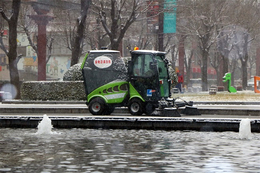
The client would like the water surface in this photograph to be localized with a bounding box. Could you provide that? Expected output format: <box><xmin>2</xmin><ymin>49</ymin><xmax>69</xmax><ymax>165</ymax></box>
<box><xmin>0</xmin><ymin>128</ymin><xmax>259</xmax><ymax>172</ymax></box>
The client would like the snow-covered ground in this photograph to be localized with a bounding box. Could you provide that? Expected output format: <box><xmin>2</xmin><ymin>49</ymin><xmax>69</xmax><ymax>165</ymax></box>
<box><xmin>173</xmin><ymin>90</ymin><xmax>260</xmax><ymax>102</ymax></box>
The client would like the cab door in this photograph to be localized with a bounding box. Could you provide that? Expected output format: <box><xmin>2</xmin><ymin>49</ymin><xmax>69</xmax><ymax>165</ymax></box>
<box><xmin>129</xmin><ymin>53</ymin><xmax>160</xmax><ymax>101</ymax></box>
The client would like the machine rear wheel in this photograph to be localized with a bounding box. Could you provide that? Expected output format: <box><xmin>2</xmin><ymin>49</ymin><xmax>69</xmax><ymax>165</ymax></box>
<box><xmin>128</xmin><ymin>98</ymin><xmax>143</xmax><ymax>115</ymax></box>
<box><xmin>103</xmin><ymin>105</ymin><xmax>115</xmax><ymax>115</ymax></box>
<box><xmin>145</xmin><ymin>103</ymin><xmax>155</xmax><ymax>115</ymax></box>
<box><xmin>89</xmin><ymin>98</ymin><xmax>105</xmax><ymax>115</ymax></box>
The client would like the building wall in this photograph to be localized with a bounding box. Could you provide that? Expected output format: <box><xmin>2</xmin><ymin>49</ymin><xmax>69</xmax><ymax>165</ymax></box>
<box><xmin>0</xmin><ymin>52</ymin><xmax>9</xmax><ymax>81</ymax></box>
<box><xmin>0</xmin><ymin>33</ymin><xmax>85</xmax><ymax>81</ymax></box>
<box><xmin>17</xmin><ymin>55</ymin><xmax>72</xmax><ymax>81</ymax></box>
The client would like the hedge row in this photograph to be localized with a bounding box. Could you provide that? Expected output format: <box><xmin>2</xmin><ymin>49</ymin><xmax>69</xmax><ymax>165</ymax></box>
<box><xmin>21</xmin><ymin>81</ymin><xmax>86</xmax><ymax>101</ymax></box>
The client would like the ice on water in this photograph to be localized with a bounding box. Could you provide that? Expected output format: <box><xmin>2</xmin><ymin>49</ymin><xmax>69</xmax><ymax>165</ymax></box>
<box><xmin>36</xmin><ymin>114</ymin><xmax>53</xmax><ymax>135</ymax></box>
<box><xmin>239</xmin><ymin>118</ymin><xmax>252</xmax><ymax>139</ymax></box>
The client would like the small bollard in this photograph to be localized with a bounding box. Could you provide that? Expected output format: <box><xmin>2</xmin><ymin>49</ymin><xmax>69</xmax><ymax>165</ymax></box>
<box><xmin>209</xmin><ymin>86</ymin><xmax>217</xmax><ymax>95</ymax></box>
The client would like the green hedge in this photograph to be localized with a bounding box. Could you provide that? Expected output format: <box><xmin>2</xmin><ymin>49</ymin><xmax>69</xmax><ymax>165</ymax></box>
<box><xmin>21</xmin><ymin>81</ymin><xmax>86</xmax><ymax>101</ymax></box>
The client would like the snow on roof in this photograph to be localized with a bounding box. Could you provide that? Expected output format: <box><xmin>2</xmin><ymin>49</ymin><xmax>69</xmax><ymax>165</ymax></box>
<box><xmin>132</xmin><ymin>50</ymin><xmax>166</xmax><ymax>54</ymax></box>
<box><xmin>89</xmin><ymin>50</ymin><xmax>120</xmax><ymax>53</ymax></box>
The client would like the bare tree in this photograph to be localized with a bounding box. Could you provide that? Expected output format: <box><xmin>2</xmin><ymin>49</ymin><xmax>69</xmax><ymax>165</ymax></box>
<box><xmin>70</xmin><ymin>0</ymin><xmax>91</xmax><ymax>66</ymax></box>
<box><xmin>170</xmin><ymin>44</ymin><xmax>177</xmax><ymax>69</ymax></box>
<box><xmin>231</xmin><ymin>1</ymin><xmax>260</xmax><ymax>89</ymax></box>
<box><xmin>210</xmin><ymin>43</ymin><xmax>222</xmax><ymax>86</ymax></box>
<box><xmin>54</xmin><ymin>9</ymin><xmax>79</xmax><ymax>54</ymax></box>
<box><xmin>85</xmin><ymin>16</ymin><xmax>107</xmax><ymax>50</ymax></box>
<box><xmin>0</xmin><ymin>0</ymin><xmax>21</xmax><ymax>99</ymax></box>
<box><xmin>93</xmin><ymin>0</ymin><xmax>143</xmax><ymax>50</ymax></box>
<box><xmin>184</xmin><ymin>48</ymin><xmax>194</xmax><ymax>88</ymax></box>
<box><xmin>178</xmin><ymin>0</ymin><xmax>229</xmax><ymax>91</ymax></box>
<box><xmin>216</xmin><ymin>25</ymin><xmax>236</xmax><ymax>88</ymax></box>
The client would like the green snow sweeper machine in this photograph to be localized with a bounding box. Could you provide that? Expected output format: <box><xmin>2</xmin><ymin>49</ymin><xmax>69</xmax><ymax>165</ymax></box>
<box><xmin>81</xmin><ymin>49</ymin><xmax>199</xmax><ymax>116</ymax></box>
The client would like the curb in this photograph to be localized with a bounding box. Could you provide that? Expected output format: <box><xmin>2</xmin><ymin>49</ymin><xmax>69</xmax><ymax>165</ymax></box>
<box><xmin>1</xmin><ymin>116</ymin><xmax>260</xmax><ymax>132</ymax></box>
<box><xmin>1</xmin><ymin>100</ymin><xmax>260</xmax><ymax>132</ymax></box>
<box><xmin>0</xmin><ymin>105</ymin><xmax>259</xmax><ymax>116</ymax></box>
<box><xmin>2</xmin><ymin>100</ymin><xmax>260</xmax><ymax>105</ymax></box>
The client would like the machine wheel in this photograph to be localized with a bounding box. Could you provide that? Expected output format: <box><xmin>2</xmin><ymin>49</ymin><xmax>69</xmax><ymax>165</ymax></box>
<box><xmin>128</xmin><ymin>98</ymin><xmax>143</xmax><ymax>115</ymax></box>
<box><xmin>103</xmin><ymin>105</ymin><xmax>115</xmax><ymax>115</ymax></box>
<box><xmin>88</xmin><ymin>98</ymin><xmax>106</xmax><ymax>115</ymax></box>
<box><xmin>145</xmin><ymin>103</ymin><xmax>155</xmax><ymax>115</ymax></box>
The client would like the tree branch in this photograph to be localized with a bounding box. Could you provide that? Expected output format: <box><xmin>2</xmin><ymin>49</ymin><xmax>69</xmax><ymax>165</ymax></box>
<box><xmin>46</xmin><ymin>37</ymin><xmax>54</xmax><ymax>63</ymax></box>
<box><xmin>0</xmin><ymin>8</ymin><xmax>10</xmax><ymax>22</ymax></box>
<box><xmin>23</xmin><ymin>26</ymin><xmax>38</xmax><ymax>53</ymax></box>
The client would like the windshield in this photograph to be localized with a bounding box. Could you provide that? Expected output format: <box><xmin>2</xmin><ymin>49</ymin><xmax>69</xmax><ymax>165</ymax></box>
<box><xmin>133</xmin><ymin>54</ymin><xmax>155</xmax><ymax>77</ymax></box>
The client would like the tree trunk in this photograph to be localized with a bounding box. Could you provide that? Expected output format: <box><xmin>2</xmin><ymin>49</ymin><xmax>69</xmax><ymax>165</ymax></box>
<box><xmin>98</xmin><ymin>0</ymin><xmax>138</xmax><ymax>51</ymax></box>
<box><xmin>111</xmin><ymin>41</ymin><xmax>120</xmax><ymax>51</ymax></box>
<box><xmin>230</xmin><ymin>59</ymin><xmax>237</xmax><ymax>86</ymax></box>
<box><xmin>256</xmin><ymin>47</ymin><xmax>260</xmax><ymax>76</ymax></box>
<box><xmin>216</xmin><ymin>55</ymin><xmax>223</xmax><ymax>86</ymax></box>
<box><xmin>70</xmin><ymin>0</ymin><xmax>91</xmax><ymax>66</ymax></box>
<box><xmin>241</xmin><ymin>33</ymin><xmax>249</xmax><ymax>90</ymax></box>
<box><xmin>201</xmin><ymin>50</ymin><xmax>208</xmax><ymax>91</ymax></box>
<box><xmin>186</xmin><ymin>57</ymin><xmax>192</xmax><ymax>88</ymax></box>
<box><xmin>223</xmin><ymin>55</ymin><xmax>229</xmax><ymax>90</ymax></box>
<box><xmin>4</xmin><ymin>0</ymin><xmax>21</xmax><ymax>99</ymax></box>
<box><xmin>184</xmin><ymin>49</ymin><xmax>193</xmax><ymax>88</ymax></box>
<box><xmin>241</xmin><ymin>54</ymin><xmax>248</xmax><ymax>90</ymax></box>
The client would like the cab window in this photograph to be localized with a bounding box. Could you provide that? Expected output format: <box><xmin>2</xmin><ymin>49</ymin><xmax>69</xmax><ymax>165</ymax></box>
<box><xmin>133</xmin><ymin>54</ymin><xmax>155</xmax><ymax>77</ymax></box>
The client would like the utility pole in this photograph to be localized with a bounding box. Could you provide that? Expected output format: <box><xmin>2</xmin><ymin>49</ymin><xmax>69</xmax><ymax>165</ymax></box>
<box><xmin>158</xmin><ymin>0</ymin><xmax>164</xmax><ymax>51</ymax></box>
<box><xmin>178</xmin><ymin>35</ymin><xmax>185</xmax><ymax>82</ymax></box>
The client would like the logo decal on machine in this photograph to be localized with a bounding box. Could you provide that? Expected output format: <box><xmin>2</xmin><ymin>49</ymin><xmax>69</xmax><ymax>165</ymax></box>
<box><xmin>105</xmin><ymin>93</ymin><xmax>126</xmax><ymax>100</ymax></box>
<box><xmin>147</xmin><ymin>89</ymin><xmax>156</xmax><ymax>96</ymax></box>
<box><xmin>94</xmin><ymin>56</ymin><xmax>112</xmax><ymax>69</ymax></box>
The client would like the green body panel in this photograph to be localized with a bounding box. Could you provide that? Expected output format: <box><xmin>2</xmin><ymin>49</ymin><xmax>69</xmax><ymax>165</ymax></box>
<box><xmin>81</xmin><ymin>53</ymin><xmax>88</xmax><ymax>69</ymax></box>
<box><xmin>87</xmin><ymin>80</ymin><xmax>129</xmax><ymax>104</ymax></box>
<box><xmin>129</xmin><ymin>83</ymin><xmax>145</xmax><ymax>102</ymax></box>
<box><xmin>160</xmin><ymin>82</ymin><xmax>164</xmax><ymax>96</ymax></box>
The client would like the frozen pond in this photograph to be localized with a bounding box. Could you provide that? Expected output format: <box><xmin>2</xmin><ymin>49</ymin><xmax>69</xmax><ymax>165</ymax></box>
<box><xmin>0</xmin><ymin>128</ymin><xmax>260</xmax><ymax>172</ymax></box>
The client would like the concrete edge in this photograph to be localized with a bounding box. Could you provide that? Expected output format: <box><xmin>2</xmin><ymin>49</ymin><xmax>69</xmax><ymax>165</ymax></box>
<box><xmin>1</xmin><ymin>116</ymin><xmax>260</xmax><ymax>132</ymax></box>
<box><xmin>1</xmin><ymin>100</ymin><xmax>86</xmax><ymax>104</ymax></box>
<box><xmin>2</xmin><ymin>100</ymin><xmax>260</xmax><ymax>105</ymax></box>
<box><xmin>0</xmin><ymin>106</ymin><xmax>259</xmax><ymax>116</ymax></box>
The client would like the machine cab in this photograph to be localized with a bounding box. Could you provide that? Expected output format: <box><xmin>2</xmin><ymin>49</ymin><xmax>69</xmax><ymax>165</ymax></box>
<box><xmin>129</xmin><ymin>50</ymin><xmax>171</xmax><ymax>102</ymax></box>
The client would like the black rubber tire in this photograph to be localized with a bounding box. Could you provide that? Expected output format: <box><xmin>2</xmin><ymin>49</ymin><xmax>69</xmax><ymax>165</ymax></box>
<box><xmin>88</xmin><ymin>98</ymin><xmax>105</xmax><ymax>115</ymax></box>
<box><xmin>145</xmin><ymin>103</ymin><xmax>155</xmax><ymax>115</ymax></box>
<box><xmin>128</xmin><ymin>98</ymin><xmax>143</xmax><ymax>115</ymax></box>
<box><xmin>103</xmin><ymin>105</ymin><xmax>115</xmax><ymax>115</ymax></box>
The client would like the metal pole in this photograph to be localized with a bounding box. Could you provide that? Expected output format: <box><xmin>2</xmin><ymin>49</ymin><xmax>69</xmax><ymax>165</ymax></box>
<box><xmin>158</xmin><ymin>1</ymin><xmax>164</xmax><ymax>51</ymax></box>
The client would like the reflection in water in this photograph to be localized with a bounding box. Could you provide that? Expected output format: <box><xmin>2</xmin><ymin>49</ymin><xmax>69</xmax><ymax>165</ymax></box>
<box><xmin>0</xmin><ymin>128</ymin><xmax>259</xmax><ymax>172</ymax></box>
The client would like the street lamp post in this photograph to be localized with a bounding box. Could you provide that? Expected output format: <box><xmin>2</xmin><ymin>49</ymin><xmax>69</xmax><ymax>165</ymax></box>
<box><xmin>29</xmin><ymin>3</ymin><xmax>53</xmax><ymax>81</ymax></box>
